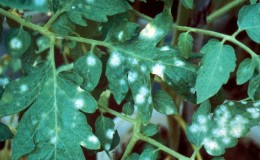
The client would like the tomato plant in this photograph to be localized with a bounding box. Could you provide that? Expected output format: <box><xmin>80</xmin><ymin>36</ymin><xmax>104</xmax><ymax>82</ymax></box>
<box><xmin>0</xmin><ymin>0</ymin><xmax>259</xmax><ymax>160</ymax></box>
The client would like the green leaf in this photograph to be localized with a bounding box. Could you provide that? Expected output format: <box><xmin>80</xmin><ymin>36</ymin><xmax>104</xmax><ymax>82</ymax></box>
<box><xmin>180</xmin><ymin>0</ymin><xmax>193</xmax><ymax>9</ymax></box>
<box><xmin>0</xmin><ymin>0</ymin><xmax>49</xmax><ymax>12</ymax></box>
<box><xmin>0</xmin><ymin>122</ymin><xmax>13</xmax><ymax>142</ymax></box>
<box><xmin>127</xmin><ymin>153</ymin><xmax>140</xmax><ymax>160</ymax></box>
<box><xmin>248</xmin><ymin>73</ymin><xmax>260</xmax><ymax>100</ymax></box>
<box><xmin>178</xmin><ymin>32</ymin><xmax>193</xmax><ymax>59</ymax></box>
<box><xmin>236</xmin><ymin>58</ymin><xmax>256</xmax><ymax>85</ymax></box>
<box><xmin>74</xmin><ymin>52</ymin><xmax>102</xmax><ymax>91</ymax></box>
<box><xmin>95</xmin><ymin>115</ymin><xmax>116</xmax><ymax>151</ymax></box>
<box><xmin>238</xmin><ymin>4</ymin><xmax>260</xmax><ymax>43</ymax></box>
<box><xmin>0</xmin><ymin>62</ymin><xmax>100</xmax><ymax>159</ymax></box>
<box><xmin>250</xmin><ymin>0</ymin><xmax>258</xmax><ymax>4</ymax></box>
<box><xmin>139</xmin><ymin>148</ymin><xmax>158</xmax><ymax>160</ymax></box>
<box><xmin>141</xmin><ymin>123</ymin><xmax>158</xmax><ymax>137</ymax></box>
<box><xmin>122</xmin><ymin>101</ymin><xmax>135</xmax><ymax>116</ymax></box>
<box><xmin>187</xmin><ymin>100</ymin><xmax>260</xmax><ymax>156</ymax></box>
<box><xmin>187</xmin><ymin>101</ymin><xmax>211</xmax><ymax>147</ymax></box>
<box><xmin>66</xmin><ymin>0</ymin><xmax>132</xmax><ymax>26</ymax></box>
<box><xmin>5</xmin><ymin>28</ymin><xmax>31</xmax><ymax>57</ymax></box>
<box><xmin>153</xmin><ymin>90</ymin><xmax>177</xmax><ymax>115</ymax></box>
<box><xmin>52</xmin><ymin>14</ymin><xmax>75</xmax><ymax>36</ymax></box>
<box><xmin>195</xmin><ymin>40</ymin><xmax>236</xmax><ymax>103</ymax></box>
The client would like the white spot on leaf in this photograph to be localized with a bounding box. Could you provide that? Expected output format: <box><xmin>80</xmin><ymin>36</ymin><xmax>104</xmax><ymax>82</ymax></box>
<box><xmin>20</xmin><ymin>84</ymin><xmax>29</xmax><ymax>92</ymax></box>
<box><xmin>128</xmin><ymin>71</ymin><xmax>138</xmax><ymax>83</ymax></box>
<box><xmin>86</xmin><ymin>55</ymin><xmax>96</xmax><ymax>66</ymax></box>
<box><xmin>152</xmin><ymin>63</ymin><xmax>165</xmax><ymax>78</ymax></box>
<box><xmin>50</xmin><ymin>136</ymin><xmax>57</xmax><ymax>144</ymax></box>
<box><xmin>10</xmin><ymin>38</ymin><xmax>22</xmax><ymax>49</ymax></box>
<box><xmin>109</xmin><ymin>52</ymin><xmax>122</xmax><ymax>67</ymax></box>
<box><xmin>87</xmin><ymin>135</ymin><xmax>99</xmax><ymax>144</ymax></box>
<box><xmin>74</xmin><ymin>99</ymin><xmax>84</xmax><ymax>109</ymax></box>
<box><xmin>104</xmin><ymin>143</ymin><xmax>111</xmax><ymax>150</ymax></box>
<box><xmin>106</xmin><ymin>129</ymin><xmax>114</xmax><ymax>139</ymax></box>
<box><xmin>33</xmin><ymin>0</ymin><xmax>45</xmax><ymax>6</ymax></box>
<box><xmin>140</xmin><ymin>24</ymin><xmax>157</xmax><ymax>39</ymax></box>
<box><xmin>118</xmin><ymin>31</ymin><xmax>124</xmax><ymax>40</ymax></box>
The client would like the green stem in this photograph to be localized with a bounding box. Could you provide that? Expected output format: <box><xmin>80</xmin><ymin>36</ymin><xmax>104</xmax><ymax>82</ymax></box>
<box><xmin>190</xmin><ymin>146</ymin><xmax>203</xmax><ymax>160</ymax></box>
<box><xmin>207</xmin><ymin>0</ymin><xmax>246</xmax><ymax>22</ymax></box>
<box><xmin>56</xmin><ymin>63</ymin><xmax>73</xmax><ymax>73</ymax></box>
<box><xmin>43</xmin><ymin>8</ymin><xmax>65</xmax><ymax>30</ymax></box>
<box><xmin>138</xmin><ymin>133</ymin><xmax>190</xmax><ymax>160</ymax></box>
<box><xmin>121</xmin><ymin>115</ymin><xmax>142</xmax><ymax>160</ymax></box>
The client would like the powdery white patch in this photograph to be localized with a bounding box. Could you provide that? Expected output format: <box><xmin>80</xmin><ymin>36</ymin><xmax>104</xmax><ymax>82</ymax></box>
<box><xmin>109</xmin><ymin>52</ymin><xmax>122</xmax><ymax>67</ymax></box>
<box><xmin>140</xmin><ymin>24</ymin><xmax>157</xmax><ymax>39</ymax></box>
<box><xmin>71</xmin><ymin>6</ymin><xmax>76</xmax><ymax>9</ymax></box>
<box><xmin>197</xmin><ymin>115</ymin><xmax>207</xmax><ymax>124</ymax></box>
<box><xmin>139</xmin><ymin>86</ymin><xmax>149</xmax><ymax>95</ymax></box>
<box><xmin>20</xmin><ymin>84</ymin><xmax>29</xmax><ymax>92</ymax></box>
<box><xmin>213</xmin><ymin>127</ymin><xmax>227</xmax><ymax>137</ymax></box>
<box><xmin>77</xmin><ymin>3</ymin><xmax>83</xmax><ymax>8</ymax></box>
<box><xmin>222</xmin><ymin>137</ymin><xmax>231</xmax><ymax>145</ymax></box>
<box><xmin>41</xmin><ymin>113</ymin><xmax>46</xmax><ymax>118</ymax></box>
<box><xmin>135</xmin><ymin>93</ymin><xmax>146</xmax><ymax>104</ymax></box>
<box><xmin>230</xmin><ymin>125</ymin><xmax>244</xmax><ymax>138</ymax></box>
<box><xmin>190</xmin><ymin>124</ymin><xmax>199</xmax><ymax>133</ymax></box>
<box><xmin>141</xmin><ymin>65</ymin><xmax>147</xmax><ymax>72</ymax></box>
<box><xmin>152</xmin><ymin>63</ymin><xmax>165</xmax><ymax>78</ymax></box>
<box><xmin>74</xmin><ymin>98</ymin><xmax>84</xmax><ymax>109</ymax></box>
<box><xmin>166</xmin><ymin>107</ymin><xmax>175</xmax><ymax>115</ymax></box>
<box><xmin>247</xmin><ymin>108</ymin><xmax>260</xmax><ymax>119</ymax></box>
<box><xmin>147</xmin><ymin>96</ymin><xmax>152</xmax><ymax>104</ymax></box>
<box><xmin>86</xmin><ymin>55</ymin><xmax>96</xmax><ymax>66</ymax></box>
<box><xmin>204</xmin><ymin>139</ymin><xmax>219</xmax><ymax>151</ymax></box>
<box><xmin>32</xmin><ymin>120</ymin><xmax>37</xmax><ymax>125</ymax></box>
<box><xmin>240</xmin><ymin>101</ymin><xmax>247</xmax><ymax>105</ymax></box>
<box><xmin>160</xmin><ymin>46</ymin><xmax>170</xmax><ymax>51</ymax></box>
<box><xmin>253</xmin><ymin>101</ymin><xmax>260</xmax><ymax>107</ymax></box>
<box><xmin>119</xmin><ymin>79</ymin><xmax>126</xmax><ymax>85</ymax></box>
<box><xmin>85</xmin><ymin>0</ymin><xmax>95</xmax><ymax>3</ymax></box>
<box><xmin>105</xmin><ymin>129</ymin><xmax>114</xmax><ymax>139</ymax></box>
<box><xmin>10</xmin><ymin>38</ymin><xmax>22</xmax><ymax>49</ymax></box>
<box><xmin>49</xmin><ymin>130</ymin><xmax>54</xmax><ymax>135</ymax></box>
<box><xmin>228</xmin><ymin>101</ymin><xmax>235</xmax><ymax>106</ymax></box>
<box><xmin>0</xmin><ymin>77</ymin><xmax>9</xmax><ymax>86</ymax></box>
<box><xmin>50</xmin><ymin>136</ymin><xmax>57</xmax><ymax>144</ymax></box>
<box><xmin>190</xmin><ymin>87</ymin><xmax>195</xmax><ymax>94</ymax></box>
<box><xmin>128</xmin><ymin>71</ymin><xmax>138</xmax><ymax>83</ymax></box>
<box><xmin>104</xmin><ymin>143</ymin><xmax>111</xmax><ymax>150</ymax></box>
<box><xmin>71</xmin><ymin>123</ymin><xmax>76</xmax><ymax>128</ymax></box>
<box><xmin>77</xmin><ymin>86</ymin><xmax>84</xmax><ymax>92</ymax></box>
<box><xmin>87</xmin><ymin>135</ymin><xmax>99</xmax><ymax>144</ymax></box>
<box><xmin>33</xmin><ymin>0</ymin><xmax>45</xmax><ymax>6</ymax></box>
<box><xmin>174</xmin><ymin>60</ymin><xmax>185</xmax><ymax>67</ymax></box>
<box><xmin>118</xmin><ymin>31</ymin><xmax>124</xmax><ymax>40</ymax></box>
<box><xmin>200</xmin><ymin>125</ymin><xmax>208</xmax><ymax>133</ymax></box>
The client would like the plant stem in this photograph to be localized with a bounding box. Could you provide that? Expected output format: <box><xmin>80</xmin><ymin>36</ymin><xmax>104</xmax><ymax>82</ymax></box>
<box><xmin>207</xmin><ymin>0</ymin><xmax>246</xmax><ymax>22</ymax></box>
<box><xmin>121</xmin><ymin>115</ymin><xmax>142</xmax><ymax>160</ymax></box>
<box><xmin>138</xmin><ymin>133</ymin><xmax>190</xmax><ymax>160</ymax></box>
<box><xmin>43</xmin><ymin>8</ymin><xmax>65</xmax><ymax>30</ymax></box>
<box><xmin>56</xmin><ymin>63</ymin><xmax>73</xmax><ymax>73</ymax></box>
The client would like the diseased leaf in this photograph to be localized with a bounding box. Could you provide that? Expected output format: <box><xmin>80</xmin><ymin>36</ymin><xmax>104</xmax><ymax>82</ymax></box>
<box><xmin>178</xmin><ymin>32</ymin><xmax>193</xmax><ymax>59</ymax></box>
<box><xmin>238</xmin><ymin>4</ymin><xmax>260</xmax><ymax>43</ymax></box>
<box><xmin>180</xmin><ymin>0</ymin><xmax>193</xmax><ymax>9</ymax></box>
<box><xmin>195</xmin><ymin>40</ymin><xmax>236</xmax><ymax>103</ymax></box>
<box><xmin>141</xmin><ymin>123</ymin><xmax>158</xmax><ymax>137</ymax></box>
<box><xmin>5</xmin><ymin>28</ymin><xmax>31</xmax><ymax>57</ymax></box>
<box><xmin>0</xmin><ymin>62</ymin><xmax>100</xmax><ymax>159</ymax></box>
<box><xmin>153</xmin><ymin>90</ymin><xmax>177</xmax><ymax>115</ymax></box>
<box><xmin>127</xmin><ymin>153</ymin><xmax>140</xmax><ymax>160</ymax></box>
<box><xmin>95</xmin><ymin>116</ymin><xmax>116</xmax><ymax>151</ymax></box>
<box><xmin>236</xmin><ymin>58</ymin><xmax>256</xmax><ymax>85</ymax></box>
<box><xmin>187</xmin><ymin>100</ymin><xmax>260</xmax><ymax>156</ymax></box>
<box><xmin>74</xmin><ymin>52</ymin><xmax>102</xmax><ymax>91</ymax></box>
<box><xmin>0</xmin><ymin>122</ymin><xmax>13</xmax><ymax>142</ymax></box>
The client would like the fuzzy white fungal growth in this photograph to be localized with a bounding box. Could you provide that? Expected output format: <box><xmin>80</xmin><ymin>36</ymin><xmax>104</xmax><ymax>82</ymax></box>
<box><xmin>118</xmin><ymin>31</ymin><xmax>124</xmax><ymax>40</ymax></box>
<box><xmin>128</xmin><ymin>71</ymin><xmax>138</xmax><ymax>83</ymax></box>
<box><xmin>204</xmin><ymin>139</ymin><xmax>219</xmax><ymax>150</ymax></box>
<box><xmin>87</xmin><ymin>135</ymin><xmax>99</xmax><ymax>144</ymax></box>
<box><xmin>141</xmin><ymin>65</ymin><xmax>147</xmax><ymax>72</ymax></box>
<box><xmin>160</xmin><ymin>46</ymin><xmax>170</xmax><ymax>51</ymax></box>
<box><xmin>71</xmin><ymin>6</ymin><xmax>76</xmax><ymax>9</ymax></box>
<box><xmin>174</xmin><ymin>60</ymin><xmax>185</xmax><ymax>67</ymax></box>
<box><xmin>228</xmin><ymin>101</ymin><xmax>235</xmax><ymax>106</ymax></box>
<box><xmin>85</xmin><ymin>0</ymin><xmax>95</xmax><ymax>3</ymax></box>
<box><xmin>50</xmin><ymin>136</ymin><xmax>57</xmax><ymax>144</ymax></box>
<box><xmin>253</xmin><ymin>101</ymin><xmax>260</xmax><ymax>107</ymax></box>
<box><xmin>140</xmin><ymin>24</ymin><xmax>157</xmax><ymax>38</ymax></box>
<box><xmin>20</xmin><ymin>84</ymin><xmax>29</xmax><ymax>92</ymax></box>
<box><xmin>240</xmin><ymin>101</ymin><xmax>247</xmax><ymax>105</ymax></box>
<box><xmin>119</xmin><ymin>79</ymin><xmax>126</xmax><ymax>85</ymax></box>
<box><xmin>34</xmin><ymin>0</ymin><xmax>45</xmax><ymax>6</ymax></box>
<box><xmin>86</xmin><ymin>55</ymin><xmax>96</xmax><ymax>66</ymax></box>
<box><xmin>74</xmin><ymin>99</ymin><xmax>84</xmax><ymax>109</ymax></box>
<box><xmin>135</xmin><ymin>86</ymin><xmax>149</xmax><ymax>104</ymax></box>
<box><xmin>77</xmin><ymin>86</ymin><xmax>84</xmax><ymax>92</ymax></box>
<box><xmin>10</xmin><ymin>38</ymin><xmax>22</xmax><ymax>49</ymax></box>
<box><xmin>166</xmin><ymin>107</ymin><xmax>175</xmax><ymax>115</ymax></box>
<box><xmin>109</xmin><ymin>52</ymin><xmax>122</xmax><ymax>67</ymax></box>
<box><xmin>152</xmin><ymin>63</ymin><xmax>165</xmax><ymax>78</ymax></box>
<box><xmin>104</xmin><ymin>143</ymin><xmax>111</xmax><ymax>150</ymax></box>
<box><xmin>230</xmin><ymin>125</ymin><xmax>244</xmax><ymax>138</ymax></box>
<box><xmin>190</xmin><ymin>124</ymin><xmax>199</xmax><ymax>133</ymax></box>
<box><xmin>197</xmin><ymin>115</ymin><xmax>207</xmax><ymax>124</ymax></box>
<box><xmin>106</xmin><ymin>129</ymin><xmax>114</xmax><ymax>139</ymax></box>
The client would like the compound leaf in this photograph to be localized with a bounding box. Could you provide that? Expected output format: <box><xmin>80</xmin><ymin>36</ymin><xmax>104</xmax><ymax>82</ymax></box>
<box><xmin>195</xmin><ymin>40</ymin><xmax>236</xmax><ymax>103</ymax></box>
<box><xmin>238</xmin><ymin>4</ymin><xmax>260</xmax><ymax>43</ymax></box>
<box><xmin>180</xmin><ymin>0</ymin><xmax>193</xmax><ymax>9</ymax></box>
<box><xmin>0</xmin><ymin>61</ymin><xmax>100</xmax><ymax>159</ymax></box>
